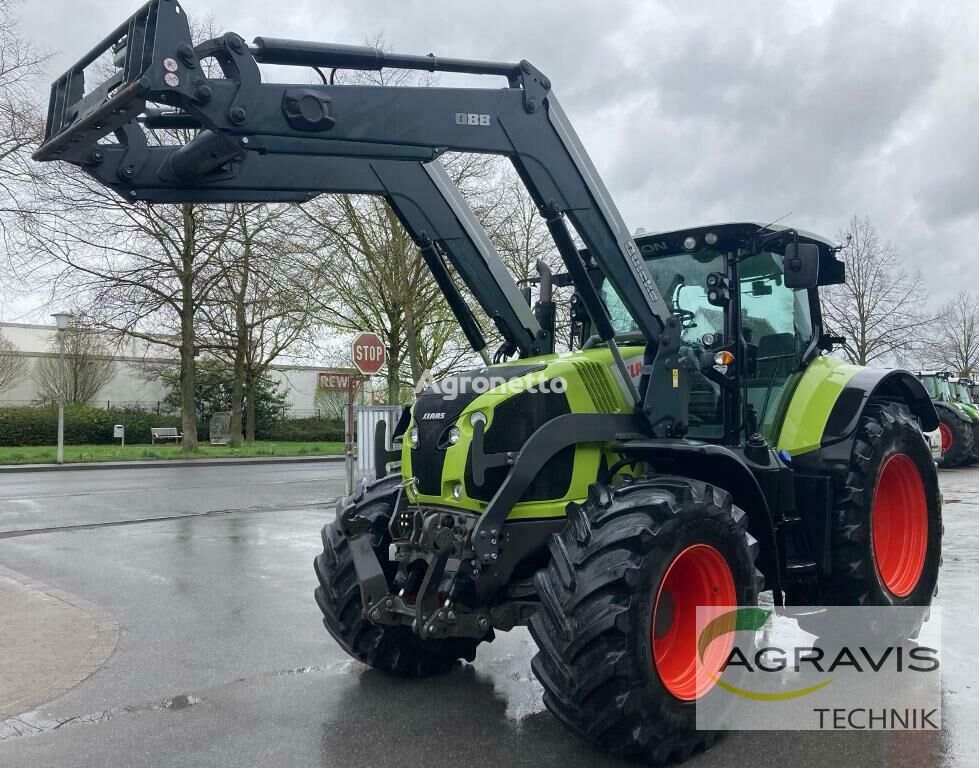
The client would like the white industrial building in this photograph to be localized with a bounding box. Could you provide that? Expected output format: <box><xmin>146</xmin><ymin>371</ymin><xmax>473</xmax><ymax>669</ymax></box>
<box><xmin>0</xmin><ymin>321</ymin><xmax>336</xmax><ymax>414</ymax></box>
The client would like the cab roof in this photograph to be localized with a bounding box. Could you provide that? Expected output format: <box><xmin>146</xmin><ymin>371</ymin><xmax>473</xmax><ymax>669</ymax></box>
<box><xmin>633</xmin><ymin>222</ymin><xmax>844</xmax><ymax>286</ymax></box>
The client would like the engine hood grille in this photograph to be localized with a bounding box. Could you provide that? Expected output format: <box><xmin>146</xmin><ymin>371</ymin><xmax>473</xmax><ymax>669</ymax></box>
<box><xmin>411</xmin><ymin>363</ymin><xmax>544</xmax><ymax>495</ymax></box>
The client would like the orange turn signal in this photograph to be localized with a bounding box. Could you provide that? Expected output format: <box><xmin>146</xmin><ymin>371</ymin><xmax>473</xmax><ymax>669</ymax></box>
<box><xmin>713</xmin><ymin>350</ymin><xmax>735</xmax><ymax>366</ymax></box>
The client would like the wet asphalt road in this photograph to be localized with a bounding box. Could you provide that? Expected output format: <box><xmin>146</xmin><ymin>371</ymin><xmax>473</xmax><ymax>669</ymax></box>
<box><xmin>0</xmin><ymin>461</ymin><xmax>976</xmax><ymax>768</ymax></box>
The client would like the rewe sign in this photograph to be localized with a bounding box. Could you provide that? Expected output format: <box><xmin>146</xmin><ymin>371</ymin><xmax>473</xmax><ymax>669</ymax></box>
<box><xmin>317</xmin><ymin>371</ymin><xmax>359</xmax><ymax>390</ymax></box>
<box><xmin>352</xmin><ymin>332</ymin><xmax>386</xmax><ymax>376</ymax></box>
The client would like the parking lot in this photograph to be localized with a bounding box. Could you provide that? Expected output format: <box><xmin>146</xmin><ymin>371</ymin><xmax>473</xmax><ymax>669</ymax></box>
<box><xmin>0</xmin><ymin>461</ymin><xmax>976</xmax><ymax>768</ymax></box>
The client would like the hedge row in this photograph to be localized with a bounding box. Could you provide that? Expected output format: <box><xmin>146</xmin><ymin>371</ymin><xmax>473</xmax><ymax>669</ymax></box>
<box><xmin>256</xmin><ymin>416</ymin><xmax>344</xmax><ymax>442</ymax></box>
<box><xmin>0</xmin><ymin>406</ymin><xmax>185</xmax><ymax>446</ymax></box>
<box><xmin>0</xmin><ymin>406</ymin><xmax>346</xmax><ymax>446</ymax></box>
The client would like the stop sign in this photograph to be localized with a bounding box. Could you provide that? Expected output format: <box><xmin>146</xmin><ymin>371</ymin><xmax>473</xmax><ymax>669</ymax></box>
<box><xmin>351</xmin><ymin>332</ymin><xmax>386</xmax><ymax>375</ymax></box>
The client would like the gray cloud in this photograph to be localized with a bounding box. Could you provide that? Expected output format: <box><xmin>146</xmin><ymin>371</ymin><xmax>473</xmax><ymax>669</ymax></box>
<box><xmin>16</xmin><ymin>0</ymin><xmax>979</xmax><ymax>308</ymax></box>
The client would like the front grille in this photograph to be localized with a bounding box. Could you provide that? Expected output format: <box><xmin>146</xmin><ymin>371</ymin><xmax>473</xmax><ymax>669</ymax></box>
<box><xmin>465</xmin><ymin>388</ymin><xmax>573</xmax><ymax>502</ymax></box>
<box><xmin>411</xmin><ymin>363</ymin><xmax>544</xmax><ymax>496</ymax></box>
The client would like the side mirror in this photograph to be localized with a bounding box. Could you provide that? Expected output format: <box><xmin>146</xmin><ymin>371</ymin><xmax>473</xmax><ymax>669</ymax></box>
<box><xmin>783</xmin><ymin>243</ymin><xmax>820</xmax><ymax>289</ymax></box>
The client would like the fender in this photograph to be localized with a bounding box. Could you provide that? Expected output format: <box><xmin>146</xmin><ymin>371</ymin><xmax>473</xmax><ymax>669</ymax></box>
<box><xmin>777</xmin><ymin>357</ymin><xmax>937</xmax><ymax>456</ymax></box>
<box><xmin>821</xmin><ymin>367</ymin><xmax>938</xmax><ymax>444</ymax></box>
<box><xmin>613</xmin><ymin>439</ymin><xmax>782</xmax><ymax>598</ymax></box>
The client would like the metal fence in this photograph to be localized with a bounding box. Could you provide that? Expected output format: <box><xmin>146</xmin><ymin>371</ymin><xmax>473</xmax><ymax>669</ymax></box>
<box><xmin>0</xmin><ymin>399</ymin><xmax>178</xmax><ymax>413</ymax></box>
<box><xmin>353</xmin><ymin>405</ymin><xmax>403</xmax><ymax>489</ymax></box>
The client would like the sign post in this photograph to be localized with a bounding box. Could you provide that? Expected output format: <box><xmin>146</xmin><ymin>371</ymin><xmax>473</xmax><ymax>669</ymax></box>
<box><xmin>347</xmin><ymin>332</ymin><xmax>387</xmax><ymax>495</ymax></box>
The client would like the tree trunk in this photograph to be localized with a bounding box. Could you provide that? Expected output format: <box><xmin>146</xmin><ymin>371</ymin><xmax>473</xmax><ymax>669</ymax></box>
<box><xmin>229</xmin><ymin>347</ymin><xmax>244</xmax><ymax>447</ymax></box>
<box><xmin>179</xmin><ymin>204</ymin><xmax>198</xmax><ymax>452</ymax></box>
<box><xmin>404</xmin><ymin>302</ymin><xmax>423</xmax><ymax>388</ymax></box>
<box><xmin>245</xmin><ymin>374</ymin><xmax>257</xmax><ymax>443</ymax></box>
<box><xmin>229</xmin><ymin>219</ymin><xmax>251</xmax><ymax>447</ymax></box>
<box><xmin>386</xmin><ymin>356</ymin><xmax>401</xmax><ymax>405</ymax></box>
<box><xmin>179</xmin><ymin>288</ymin><xmax>198</xmax><ymax>451</ymax></box>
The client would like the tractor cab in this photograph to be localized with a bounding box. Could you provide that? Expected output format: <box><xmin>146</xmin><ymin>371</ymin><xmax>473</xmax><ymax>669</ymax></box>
<box><xmin>598</xmin><ymin>222</ymin><xmax>844</xmax><ymax>443</ymax></box>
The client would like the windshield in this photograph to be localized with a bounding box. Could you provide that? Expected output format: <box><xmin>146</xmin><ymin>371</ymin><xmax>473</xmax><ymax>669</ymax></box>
<box><xmin>602</xmin><ymin>247</ymin><xmax>725</xmax><ymax>343</ymax></box>
<box><xmin>920</xmin><ymin>376</ymin><xmax>941</xmax><ymax>399</ymax></box>
<box><xmin>601</xmin><ymin>244</ymin><xmax>815</xmax><ymax>441</ymax></box>
<box><xmin>939</xmin><ymin>379</ymin><xmax>953</xmax><ymax>401</ymax></box>
<box><xmin>956</xmin><ymin>383</ymin><xmax>972</xmax><ymax>402</ymax></box>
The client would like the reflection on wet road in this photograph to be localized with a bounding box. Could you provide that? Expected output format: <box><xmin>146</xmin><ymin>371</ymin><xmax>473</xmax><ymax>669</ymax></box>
<box><xmin>0</xmin><ymin>462</ymin><xmax>975</xmax><ymax>767</ymax></box>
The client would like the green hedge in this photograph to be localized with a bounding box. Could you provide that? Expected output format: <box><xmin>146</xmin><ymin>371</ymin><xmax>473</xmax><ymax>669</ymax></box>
<box><xmin>0</xmin><ymin>406</ymin><xmax>186</xmax><ymax>446</ymax></box>
<box><xmin>0</xmin><ymin>406</ymin><xmax>345</xmax><ymax>446</ymax></box>
<box><xmin>256</xmin><ymin>416</ymin><xmax>344</xmax><ymax>442</ymax></box>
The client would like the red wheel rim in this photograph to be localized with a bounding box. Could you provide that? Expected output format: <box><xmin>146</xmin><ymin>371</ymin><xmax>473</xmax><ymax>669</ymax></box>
<box><xmin>938</xmin><ymin>423</ymin><xmax>953</xmax><ymax>454</ymax></box>
<box><xmin>871</xmin><ymin>453</ymin><xmax>928</xmax><ymax>597</ymax></box>
<box><xmin>652</xmin><ymin>544</ymin><xmax>736</xmax><ymax>701</ymax></box>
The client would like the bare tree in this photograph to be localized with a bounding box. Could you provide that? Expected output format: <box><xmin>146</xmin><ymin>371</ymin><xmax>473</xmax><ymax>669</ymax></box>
<box><xmin>33</xmin><ymin>324</ymin><xmax>115</xmax><ymax>404</ymax></box>
<box><xmin>820</xmin><ymin>216</ymin><xmax>930</xmax><ymax>365</ymax></box>
<box><xmin>0</xmin><ymin>330</ymin><xmax>27</xmax><ymax>393</ymax></box>
<box><xmin>20</xmin><ymin>161</ymin><xmax>240</xmax><ymax>449</ymax></box>
<box><xmin>923</xmin><ymin>291</ymin><xmax>979</xmax><ymax>376</ymax></box>
<box><xmin>199</xmin><ymin>203</ymin><xmax>333</xmax><ymax>443</ymax></box>
<box><xmin>0</xmin><ymin>0</ymin><xmax>44</xmax><ymax>223</ymax></box>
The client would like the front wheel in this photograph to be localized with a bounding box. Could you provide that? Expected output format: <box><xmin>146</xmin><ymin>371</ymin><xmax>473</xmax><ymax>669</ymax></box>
<box><xmin>313</xmin><ymin>475</ymin><xmax>486</xmax><ymax>676</ymax></box>
<box><xmin>529</xmin><ymin>476</ymin><xmax>760</xmax><ymax>765</ymax></box>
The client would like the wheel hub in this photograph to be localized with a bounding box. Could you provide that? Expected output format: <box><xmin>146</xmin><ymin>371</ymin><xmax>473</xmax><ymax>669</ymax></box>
<box><xmin>871</xmin><ymin>453</ymin><xmax>928</xmax><ymax>597</ymax></box>
<box><xmin>938</xmin><ymin>423</ymin><xmax>953</xmax><ymax>454</ymax></box>
<box><xmin>651</xmin><ymin>543</ymin><xmax>736</xmax><ymax>701</ymax></box>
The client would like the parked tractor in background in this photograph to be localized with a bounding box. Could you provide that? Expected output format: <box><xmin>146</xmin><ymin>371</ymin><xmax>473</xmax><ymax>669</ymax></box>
<box><xmin>950</xmin><ymin>376</ymin><xmax>979</xmax><ymax>407</ymax></box>
<box><xmin>34</xmin><ymin>3</ymin><xmax>943</xmax><ymax>762</ymax></box>
<box><xmin>917</xmin><ymin>371</ymin><xmax>978</xmax><ymax>467</ymax></box>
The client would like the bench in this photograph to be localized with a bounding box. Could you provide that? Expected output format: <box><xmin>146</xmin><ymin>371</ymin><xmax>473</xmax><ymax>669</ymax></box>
<box><xmin>151</xmin><ymin>427</ymin><xmax>182</xmax><ymax>444</ymax></box>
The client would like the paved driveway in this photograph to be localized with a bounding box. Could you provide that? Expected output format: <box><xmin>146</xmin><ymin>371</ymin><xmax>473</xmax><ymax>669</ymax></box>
<box><xmin>0</xmin><ymin>461</ymin><xmax>975</xmax><ymax>767</ymax></box>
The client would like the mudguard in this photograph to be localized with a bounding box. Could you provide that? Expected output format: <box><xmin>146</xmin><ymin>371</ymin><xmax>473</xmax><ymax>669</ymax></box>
<box><xmin>614</xmin><ymin>439</ymin><xmax>783</xmax><ymax>598</ymax></box>
<box><xmin>779</xmin><ymin>358</ymin><xmax>938</xmax><ymax>583</ymax></box>
<box><xmin>777</xmin><ymin>357</ymin><xmax>937</xmax><ymax>456</ymax></box>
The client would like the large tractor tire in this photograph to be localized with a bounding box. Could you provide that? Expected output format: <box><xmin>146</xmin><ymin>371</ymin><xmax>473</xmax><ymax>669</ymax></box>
<box><xmin>936</xmin><ymin>404</ymin><xmax>974</xmax><ymax>468</ymax></box>
<box><xmin>314</xmin><ymin>475</ymin><xmax>485</xmax><ymax>677</ymax></box>
<box><xmin>529</xmin><ymin>476</ymin><xmax>760</xmax><ymax>765</ymax></box>
<box><xmin>800</xmin><ymin>400</ymin><xmax>941</xmax><ymax>641</ymax></box>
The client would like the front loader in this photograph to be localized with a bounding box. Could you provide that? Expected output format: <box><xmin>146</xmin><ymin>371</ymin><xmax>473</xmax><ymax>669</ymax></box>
<box><xmin>35</xmin><ymin>2</ymin><xmax>943</xmax><ymax>762</ymax></box>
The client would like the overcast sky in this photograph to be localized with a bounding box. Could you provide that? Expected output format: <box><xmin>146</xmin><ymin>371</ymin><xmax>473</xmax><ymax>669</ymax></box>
<box><xmin>10</xmin><ymin>0</ymin><xmax>979</xmax><ymax>321</ymax></box>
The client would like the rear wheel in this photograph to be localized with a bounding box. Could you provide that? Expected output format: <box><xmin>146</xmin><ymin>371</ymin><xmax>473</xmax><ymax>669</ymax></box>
<box><xmin>529</xmin><ymin>476</ymin><xmax>760</xmax><ymax>764</ymax></box>
<box><xmin>313</xmin><ymin>475</ymin><xmax>485</xmax><ymax>676</ymax></box>
<box><xmin>800</xmin><ymin>400</ymin><xmax>941</xmax><ymax>640</ymax></box>
<box><xmin>937</xmin><ymin>405</ymin><xmax>974</xmax><ymax>467</ymax></box>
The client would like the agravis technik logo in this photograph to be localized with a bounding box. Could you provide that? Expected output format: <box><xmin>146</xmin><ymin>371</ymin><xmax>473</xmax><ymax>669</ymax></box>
<box><xmin>694</xmin><ymin>606</ymin><xmax>941</xmax><ymax>731</ymax></box>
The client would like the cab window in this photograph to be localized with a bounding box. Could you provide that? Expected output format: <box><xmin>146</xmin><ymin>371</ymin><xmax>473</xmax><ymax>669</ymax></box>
<box><xmin>740</xmin><ymin>251</ymin><xmax>814</xmax><ymax>440</ymax></box>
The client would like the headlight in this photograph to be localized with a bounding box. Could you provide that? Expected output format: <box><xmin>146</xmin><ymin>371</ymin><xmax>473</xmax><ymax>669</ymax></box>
<box><xmin>409</xmin><ymin>426</ymin><xmax>419</xmax><ymax>446</ymax></box>
<box><xmin>452</xmin><ymin>483</ymin><xmax>463</xmax><ymax>500</ymax></box>
<box><xmin>448</xmin><ymin>426</ymin><xmax>461</xmax><ymax>445</ymax></box>
<box><xmin>470</xmin><ymin>412</ymin><xmax>487</xmax><ymax>427</ymax></box>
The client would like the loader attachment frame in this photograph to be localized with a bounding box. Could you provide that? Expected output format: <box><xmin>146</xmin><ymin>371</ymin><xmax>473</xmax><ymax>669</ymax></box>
<box><xmin>34</xmin><ymin>0</ymin><xmax>688</xmax><ymax>436</ymax></box>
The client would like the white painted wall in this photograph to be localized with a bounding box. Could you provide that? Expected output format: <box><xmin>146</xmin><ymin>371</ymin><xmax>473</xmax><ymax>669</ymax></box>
<box><xmin>0</xmin><ymin>321</ymin><xmax>344</xmax><ymax>413</ymax></box>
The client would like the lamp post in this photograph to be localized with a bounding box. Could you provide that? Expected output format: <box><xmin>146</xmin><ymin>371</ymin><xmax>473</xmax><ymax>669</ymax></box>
<box><xmin>51</xmin><ymin>313</ymin><xmax>74</xmax><ymax>465</ymax></box>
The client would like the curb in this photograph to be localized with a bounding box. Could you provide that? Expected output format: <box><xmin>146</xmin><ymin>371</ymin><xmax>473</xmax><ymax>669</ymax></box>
<box><xmin>0</xmin><ymin>454</ymin><xmax>346</xmax><ymax>474</ymax></box>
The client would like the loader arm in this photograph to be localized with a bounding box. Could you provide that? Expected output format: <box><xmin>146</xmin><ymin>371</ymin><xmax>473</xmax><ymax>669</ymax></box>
<box><xmin>33</xmin><ymin>0</ymin><xmax>688</xmax><ymax>436</ymax></box>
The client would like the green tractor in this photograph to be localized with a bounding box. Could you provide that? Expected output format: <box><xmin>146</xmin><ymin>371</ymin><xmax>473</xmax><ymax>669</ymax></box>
<box><xmin>35</xmin><ymin>3</ymin><xmax>943</xmax><ymax>762</ymax></box>
<box><xmin>917</xmin><ymin>371</ymin><xmax>977</xmax><ymax>467</ymax></box>
<box><xmin>949</xmin><ymin>376</ymin><xmax>979</xmax><ymax>412</ymax></box>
